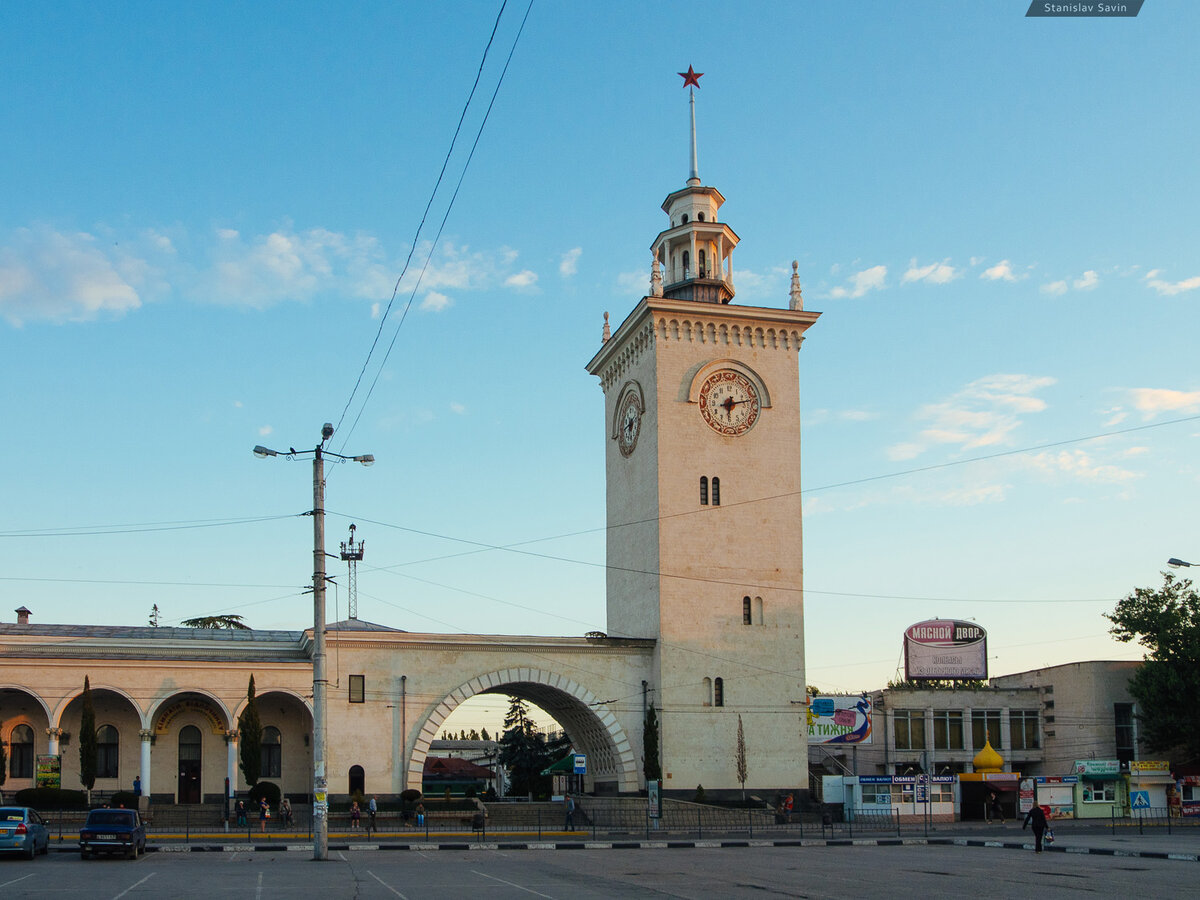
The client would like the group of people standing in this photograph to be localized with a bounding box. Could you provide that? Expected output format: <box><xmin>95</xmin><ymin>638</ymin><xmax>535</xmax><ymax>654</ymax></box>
<box><xmin>232</xmin><ymin>796</ymin><xmax>294</xmax><ymax>830</ymax></box>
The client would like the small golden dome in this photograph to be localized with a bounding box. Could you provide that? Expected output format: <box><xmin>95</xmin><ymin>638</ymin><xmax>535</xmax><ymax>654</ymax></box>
<box><xmin>973</xmin><ymin>738</ymin><xmax>1004</xmax><ymax>773</ymax></box>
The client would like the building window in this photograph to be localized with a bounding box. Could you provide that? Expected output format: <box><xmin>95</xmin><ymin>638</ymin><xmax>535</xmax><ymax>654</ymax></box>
<box><xmin>743</xmin><ymin>597</ymin><xmax>752</xmax><ymax>625</ymax></box>
<box><xmin>714</xmin><ymin>678</ymin><xmax>724</xmax><ymax>708</ymax></box>
<box><xmin>1010</xmin><ymin>710</ymin><xmax>1040</xmax><ymax>750</ymax></box>
<box><xmin>682</xmin><ymin>250</ymin><xmax>690</xmax><ymax>278</ymax></box>
<box><xmin>699</xmin><ymin>249</ymin><xmax>707</xmax><ymax>278</ymax></box>
<box><xmin>1114</xmin><ymin>702</ymin><xmax>1135</xmax><ymax>766</ymax></box>
<box><xmin>697</xmin><ymin>212</ymin><xmax>705</xmax><ymax>222</ymax></box>
<box><xmin>261</xmin><ymin>726</ymin><xmax>282</xmax><ymax>778</ymax></box>
<box><xmin>702</xmin><ymin>677</ymin><xmax>713</xmax><ymax>706</ymax></box>
<box><xmin>1083</xmin><ymin>780</ymin><xmax>1117</xmax><ymax>803</ymax></box>
<box><xmin>349</xmin><ymin>675</ymin><xmax>365</xmax><ymax>703</ymax></box>
<box><xmin>97</xmin><ymin>725</ymin><xmax>119</xmax><ymax>779</ymax></box>
<box><xmin>700</xmin><ymin>476</ymin><xmax>709</xmax><ymax>505</ymax></box>
<box><xmin>972</xmin><ymin>710</ymin><xmax>1001</xmax><ymax>750</ymax></box>
<box><xmin>9</xmin><ymin>724</ymin><xmax>34</xmax><ymax>779</ymax></box>
<box><xmin>753</xmin><ymin>596</ymin><xmax>764</xmax><ymax>625</ymax></box>
<box><xmin>932</xmin><ymin>711</ymin><xmax>964</xmax><ymax>750</ymax></box>
<box><xmin>711</xmin><ymin>477</ymin><xmax>720</xmax><ymax>506</ymax></box>
<box><xmin>893</xmin><ymin>710</ymin><xmax>925</xmax><ymax>750</ymax></box>
<box><xmin>681</xmin><ymin>214</ymin><xmax>689</xmax><ymax>225</ymax></box>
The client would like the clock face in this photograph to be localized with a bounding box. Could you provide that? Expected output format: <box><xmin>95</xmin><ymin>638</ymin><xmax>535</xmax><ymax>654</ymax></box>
<box><xmin>698</xmin><ymin>370</ymin><xmax>760</xmax><ymax>435</ymax></box>
<box><xmin>618</xmin><ymin>392</ymin><xmax>642</xmax><ymax>456</ymax></box>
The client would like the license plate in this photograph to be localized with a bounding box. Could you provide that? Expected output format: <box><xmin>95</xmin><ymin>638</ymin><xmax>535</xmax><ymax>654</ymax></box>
<box><xmin>95</xmin><ymin>834</ymin><xmax>116</xmax><ymax>840</ymax></box>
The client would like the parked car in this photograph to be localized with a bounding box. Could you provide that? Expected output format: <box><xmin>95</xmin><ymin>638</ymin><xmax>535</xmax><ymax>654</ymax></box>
<box><xmin>0</xmin><ymin>807</ymin><xmax>51</xmax><ymax>859</ymax></box>
<box><xmin>79</xmin><ymin>808</ymin><xmax>146</xmax><ymax>859</ymax></box>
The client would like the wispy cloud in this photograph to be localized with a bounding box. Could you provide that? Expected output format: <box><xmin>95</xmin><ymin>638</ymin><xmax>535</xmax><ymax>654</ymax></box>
<box><xmin>980</xmin><ymin>259</ymin><xmax>1025</xmax><ymax>282</ymax></box>
<box><xmin>0</xmin><ymin>227</ymin><xmax>143</xmax><ymax>325</ymax></box>
<box><xmin>559</xmin><ymin>247</ymin><xmax>582</xmax><ymax>277</ymax></box>
<box><xmin>419</xmin><ymin>290</ymin><xmax>452</xmax><ymax>312</ymax></box>
<box><xmin>902</xmin><ymin>258</ymin><xmax>959</xmax><ymax>285</ymax></box>
<box><xmin>1127</xmin><ymin>387</ymin><xmax>1200</xmax><ymax>419</ymax></box>
<box><xmin>1145</xmin><ymin>269</ymin><xmax>1200</xmax><ymax>296</ymax></box>
<box><xmin>886</xmin><ymin>373</ymin><xmax>1056</xmax><ymax>461</ymax></box>
<box><xmin>1024</xmin><ymin>449</ymin><xmax>1139</xmax><ymax>483</ymax></box>
<box><xmin>505</xmin><ymin>270</ymin><xmax>538</xmax><ymax>289</ymax></box>
<box><xmin>829</xmin><ymin>264</ymin><xmax>887</xmax><ymax>299</ymax></box>
<box><xmin>1041</xmin><ymin>280</ymin><xmax>1068</xmax><ymax>296</ymax></box>
<box><xmin>1074</xmin><ymin>270</ymin><xmax>1100</xmax><ymax>290</ymax></box>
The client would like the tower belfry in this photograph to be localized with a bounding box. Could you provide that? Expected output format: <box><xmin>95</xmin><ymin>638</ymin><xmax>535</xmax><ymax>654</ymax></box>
<box><xmin>339</xmin><ymin>524</ymin><xmax>364</xmax><ymax>621</ymax></box>
<box><xmin>651</xmin><ymin>66</ymin><xmax>740</xmax><ymax>304</ymax></box>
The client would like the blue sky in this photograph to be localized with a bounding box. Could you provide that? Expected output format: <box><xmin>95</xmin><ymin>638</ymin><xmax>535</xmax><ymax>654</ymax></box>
<box><xmin>2</xmin><ymin>2</ymin><xmax>1198</xmax><ymax>730</ymax></box>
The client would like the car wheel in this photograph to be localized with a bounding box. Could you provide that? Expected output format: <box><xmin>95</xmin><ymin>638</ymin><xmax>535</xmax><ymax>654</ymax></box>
<box><xmin>80</xmin><ymin>849</ymin><xmax>89</xmax><ymax>860</ymax></box>
<box><xmin>26</xmin><ymin>841</ymin><xmax>36</xmax><ymax>860</ymax></box>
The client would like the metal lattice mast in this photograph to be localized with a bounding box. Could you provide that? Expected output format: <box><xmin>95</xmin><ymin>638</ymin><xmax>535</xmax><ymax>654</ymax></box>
<box><xmin>339</xmin><ymin>524</ymin><xmax>364</xmax><ymax>621</ymax></box>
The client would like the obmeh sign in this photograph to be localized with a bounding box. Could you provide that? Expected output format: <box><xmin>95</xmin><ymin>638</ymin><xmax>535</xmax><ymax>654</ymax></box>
<box><xmin>904</xmin><ymin>619</ymin><xmax>987</xmax><ymax>680</ymax></box>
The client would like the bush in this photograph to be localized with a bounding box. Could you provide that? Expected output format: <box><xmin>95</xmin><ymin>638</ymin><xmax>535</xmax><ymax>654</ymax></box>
<box><xmin>400</xmin><ymin>789</ymin><xmax>422</xmax><ymax>804</ymax></box>
<box><xmin>14</xmin><ymin>787</ymin><xmax>88</xmax><ymax>810</ymax></box>
<box><xmin>693</xmin><ymin>785</ymin><xmax>707</xmax><ymax>804</ymax></box>
<box><xmin>248</xmin><ymin>782</ymin><xmax>281</xmax><ymax>808</ymax></box>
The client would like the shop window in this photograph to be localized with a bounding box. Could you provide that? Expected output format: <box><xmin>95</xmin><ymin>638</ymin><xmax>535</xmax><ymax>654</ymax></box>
<box><xmin>972</xmin><ymin>710</ymin><xmax>1001</xmax><ymax>750</ymax></box>
<box><xmin>932</xmin><ymin>710</ymin><xmax>963</xmax><ymax>750</ymax></box>
<box><xmin>97</xmin><ymin>725</ymin><xmax>119</xmax><ymax>778</ymax></box>
<box><xmin>1083</xmin><ymin>781</ymin><xmax>1116</xmax><ymax>803</ymax></box>
<box><xmin>894</xmin><ymin>710</ymin><xmax>925</xmax><ymax>750</ymax></box>
<box><xmin>1010</xmin><ymin>710</ymin><xmax>1040</xmax><ymax>750</ymax></box>
<box><xmin>9</xmin><ymin>724</ymin><xmax>33</xmax><ymax>779</ymax></box>
<box><xmin>349</xmin><ymin>675</ymin><xmax>365</xmax><ymax>703</ymax></box>
<box><xmin>261</xmin><ymin>726</ymin><xmax>282</xmax><ymax>778</ymax></box>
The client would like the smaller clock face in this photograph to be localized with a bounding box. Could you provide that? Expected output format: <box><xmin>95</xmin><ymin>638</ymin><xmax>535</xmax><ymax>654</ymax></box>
<box><xmin>618</xmin><ymin>393</ymin><xmax>642</xmax><ymax>456</ymax></box>
<box><xmin>698</xmin><ymin>370</ymin><xmax>760</xmax><ymax>435</ymax></box>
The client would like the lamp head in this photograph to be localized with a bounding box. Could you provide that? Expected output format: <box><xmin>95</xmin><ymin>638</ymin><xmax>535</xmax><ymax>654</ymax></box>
<box><xmin>356</xmin><ymin>454</ymin><xmax>375</xmax><ymax>467</ymax></box>
<box><xmin>321</xmin><ymin>423</ymin><xmax>335</xmax><ymax>442</ymax></box>
<box><xmin>1168</xmin><ymin>558</ymin><xmax>1192</xmax><ymax>568</ymax></box>
<box><xmin>253</xmin><ymin>445</ymin><xmax>277</xmax><ymax>458</ymax></box>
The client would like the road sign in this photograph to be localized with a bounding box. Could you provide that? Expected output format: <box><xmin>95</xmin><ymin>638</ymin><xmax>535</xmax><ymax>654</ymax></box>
<box><xmin>1131</xmin><ymin>790</ymin><xmax>1151</xmax><ymax>810</ymax></box>
<box><xmin>574</xmin><ymin>754</ymin><xmax>587</xmax><ymax>774</ymax></box>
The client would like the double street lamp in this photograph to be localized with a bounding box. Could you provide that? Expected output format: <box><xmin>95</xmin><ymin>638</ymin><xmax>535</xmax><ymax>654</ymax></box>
<box><xmin>254</xmin><ymin>423</ymin><xmax>374</xmax><ymax>861</ymax></box>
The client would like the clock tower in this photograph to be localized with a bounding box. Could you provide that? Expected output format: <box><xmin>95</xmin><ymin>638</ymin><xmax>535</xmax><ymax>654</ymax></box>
<box><xmin>586</xmin><ymin>72</ymin><xmax>820</xmax><ymax>794</ymax></box>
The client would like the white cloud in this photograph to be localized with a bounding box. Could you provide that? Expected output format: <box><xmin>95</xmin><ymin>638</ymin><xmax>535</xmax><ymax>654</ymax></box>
<box><xmin>829</xmin><ymin>264</ymin><xmax>887</xmax><ymax>299</ymax></box>
<box><xmin>969</xmin><ymin>256</ymin><xmax>985</xmax><ymax>267</ymax></box>
<box><xmin>1025</xmin><ymin>449</ymin><xmax>1139</xmax><ymax>483</ymax></box>
<box><xmin>1074</xmin><ymin>270</ymin><xmax>1100</xmax><ymax>290</ymax></box>
<box><xmin>886</xmin><ymin>373</ymin><xmax>1056</xmax><ymax>461</ymax></box>
<box><xmin>1145</xmin><ymin>270</ymin><xmax>1200</xmax><ymax>296</ymax></box>
<box><xmin>449</xmin><ymin>402</ymin><xmax>466</xmax><ymax>415</ymax></box>
<box><xmin>1040</xmin><ymin>280</ymin><xmax>1068</xmax><ymax>296</ymax></box>
<box><xmin>233</xmin><ymin>400</ymin><xmax>243</xmax><ymax>409</ymax></box>
<box><xmin>258</xmin><ymin>425</ymin><xmax>272</xmax><ymax>436</ymax></box>
<box><xmin>0</xmin><ymin>227</ymin><xmax>143</xmax><ymax>325</ymax></box>
<box><xmin>370</xmin><ymin>302</ymin><xmax>381</xmax><ymax>319</ymax></box>
<box><xmin>559</xmin><ymin>247</ymin><xmax>582</xmax><ymax>277</ymax></box>
<box><xmin>505</xmin><ymin>270</ymin><xmax>538</xmax><ymax>289</ymax></box>
<box><xmin>981</xmin><ymin>259</ymin><xmax>1022</xmax><ymax>282</ymax></box>
<box><xmin>1127</xmin><ymin>387</ymin><xmax>1200</xmax><ymax>418</ymax></box>
<box><xmin>902</xmin><ymin>258</ymin><xmax>959</xmax><ymax>285</ymax></box>
<box><xmin>419</xmin><ymin>290</ymin><xmax>452</xmax><ymax>312</ymax></box>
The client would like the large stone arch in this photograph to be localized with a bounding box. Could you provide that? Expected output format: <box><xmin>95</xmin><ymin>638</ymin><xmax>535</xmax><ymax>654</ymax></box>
<box><xmin>50</xmin><ymin>683</ymin><xmax>142</xmax><ymax>729</ymax></box>
<box><xmin>147</xmin><ymin>689</ymin><xmax>233</xmax><ymax>733</ymax></box>
<box><xmin>0</xmin><ymin>685</ymin><xmax>52</xmax><ymax>724</ymax></box>
<box><xmin>57</xmin><ymin>684</ymin><xmax>144</xmax><ymax>791</ymax></box>
<box><xmin>407</xmin><ymin>668</ymin><xmax>638</xmax><ymax>794</ymax></box>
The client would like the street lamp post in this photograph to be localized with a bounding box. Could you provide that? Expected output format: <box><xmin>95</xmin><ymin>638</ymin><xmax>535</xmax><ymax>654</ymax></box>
<box><xmin>254</xmin><ymin>424</ymin><xmax>374</xmax><ymax>861</ymax></box>
<box><xmin>1168</xmin><ymin>558</ymin><xmax>1194</xmax><ymax>568</ymax></box>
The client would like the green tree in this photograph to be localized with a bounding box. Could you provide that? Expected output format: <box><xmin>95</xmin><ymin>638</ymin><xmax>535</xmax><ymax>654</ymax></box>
<box><xmin>642</xmin><ymin>705</ymin><xmax>661</xmax><ymax>782</ymax></box>
<box><xmin>79</xmin><ymin>676</ymin><xmax>98</xmax><ymax>797</ymax></box>
<box><xmin>498</xmin><ymin>696</ymin><xmax>553</xmax><ymax>798</ymax></box>
<box><xmin>1107</xmin><ymin>571</ymin><xmax>1200</xmax><ymax>762</ymax></box>
<box><xmin>480</xmin><ymin>727</ymin><xmax>490</xmax><ymax>741</ymax></box>
<box><xmin>735</xmin><ymin>715</ymin><xmax>748</xmax><ymax>800</ymax></box>
<box><xmin>238</xmin><ymin>675</ymin><xmax>263</xmax><ymax>787</ymax></box>
<box><xmin>182</xmin><ymin>614</ymin><xmax>250</xmax><ymax>629</ymax></box>
<box><xmin>0</xmin><ymin>719</ymin><xmax>7</xmax><ymax>791</ymax></box>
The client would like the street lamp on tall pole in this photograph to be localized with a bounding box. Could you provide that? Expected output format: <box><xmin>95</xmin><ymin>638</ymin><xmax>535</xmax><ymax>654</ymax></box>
<box><xmin>254</xmin><ymin>423</ymin><xmax>374</xmax><ymax>861</ymax></box>
<box><xmin>1168</xmin><ymin>558</ymin><xmax>1194</xmax><ymax>568</ymax></box>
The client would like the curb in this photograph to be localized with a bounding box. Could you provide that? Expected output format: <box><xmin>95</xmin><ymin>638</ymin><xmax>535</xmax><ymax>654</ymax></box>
<box><xmin>48</xmin><ymin>837</ymin><xmax>1198</xmax><ymax>861</ymax></box>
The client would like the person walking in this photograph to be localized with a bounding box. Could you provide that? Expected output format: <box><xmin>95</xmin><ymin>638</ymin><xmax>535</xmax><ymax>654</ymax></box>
<box><xmin>1023</xmin><ymin>802</ymin><xmax>1048</xmax><ymax>852</ymax></box>
<box><xmin>279</xmin><ymin>797</ymin><xmax>293</xmax><ymax>829</ymax></box>
<box><xmin>368</xmin><ymin>796</ymin><xmax>377</xmax><ymax>831</ymax></box>
<box><xmin>563</xmin><ymin>793</ymin><xmax>575</xmax><ymax>832</ymax></box>
<box><xmin>783</xmin><ymin>793</ymin><xmax>794</xmax><ymax>824</ymax></box>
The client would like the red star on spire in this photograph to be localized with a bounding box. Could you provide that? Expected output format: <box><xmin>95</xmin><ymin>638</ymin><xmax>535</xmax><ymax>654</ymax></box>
<box><xmin>678</xmin><ymin>65</ymin><xmax>703</xmax><ymax>89</ymax></box>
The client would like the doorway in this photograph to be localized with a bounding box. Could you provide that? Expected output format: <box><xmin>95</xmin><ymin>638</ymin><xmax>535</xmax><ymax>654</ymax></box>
<box><xmin>178</xmin><ymin>725</ymin><xmax>202</xmax><ymax>803</ymax></box>
<box><xmin>349</xmin><ymin>765</ymin><xmax>364</xmax><ymax>796</ymax></box>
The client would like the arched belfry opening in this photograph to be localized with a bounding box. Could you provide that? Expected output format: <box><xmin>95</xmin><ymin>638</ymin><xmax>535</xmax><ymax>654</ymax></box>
<box><xmin>408</xmin><ymin>669</ymin><xmax>638</xmax><ymax>795</ymax></box>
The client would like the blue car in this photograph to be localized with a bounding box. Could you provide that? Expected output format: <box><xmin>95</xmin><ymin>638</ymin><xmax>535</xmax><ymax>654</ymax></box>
<box><xmin>0</xmin><ymin>807</ymin><xmax>51</xmax><ymax>859</ymax></box>
<box><xmin>79</xmin><ymin>808</ymin><xmax>146</xmax><ymax>859</ymax></box>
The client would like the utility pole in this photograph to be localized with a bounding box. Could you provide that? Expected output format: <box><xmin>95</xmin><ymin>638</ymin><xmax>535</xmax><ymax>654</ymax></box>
<box><xmin>254</xmin><ymin>424</ymin><xmax>374</xmax><ymax>861</ymax></box>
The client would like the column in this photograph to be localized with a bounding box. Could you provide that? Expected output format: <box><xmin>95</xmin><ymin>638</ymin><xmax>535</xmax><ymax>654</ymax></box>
<box><xmin>46</xmin><ymin>727</ymin><xmax>62</xmax><ymax>756</ymax></box>
<box><xmin>226</xmin><ymin>731</ymin><xmax>239</xmax><ymax>798</ymax></box>
<box><xmin>139</xmin><ymin>730</ymin><xmax>153</xmax><ymax>799</ymax></box>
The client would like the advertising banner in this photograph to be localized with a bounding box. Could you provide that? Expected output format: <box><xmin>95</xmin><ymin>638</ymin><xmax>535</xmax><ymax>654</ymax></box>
<box><xmin>903</xmin><ymin>620</ymin><xmax>987</xmax><ymax>680</ymax></box>
<box><xmin>35</xmin><ymin>754</ymin><xmax>61</xmax><ymax>789</ymax></box>
<box><xmin>806</xmin><ymin>694</ymin><xmax>872</xmax><ymax>744</ymax></box>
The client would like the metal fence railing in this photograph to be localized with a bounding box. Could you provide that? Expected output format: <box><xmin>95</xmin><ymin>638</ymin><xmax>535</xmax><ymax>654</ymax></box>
<box><xmin>1110</xmin><ymin>806</ymin><xmax>1200</xmax><ymax>834</ymax></box>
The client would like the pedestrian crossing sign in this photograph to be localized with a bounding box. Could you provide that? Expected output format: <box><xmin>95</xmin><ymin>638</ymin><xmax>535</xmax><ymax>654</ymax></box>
<box><xmin>1131</xmin><ymin>790</ymin><xmax>1150</xmax><ymax>810</ymax></box>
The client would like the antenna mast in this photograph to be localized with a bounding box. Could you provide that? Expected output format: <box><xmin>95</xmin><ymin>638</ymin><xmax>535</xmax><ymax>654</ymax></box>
<box><xmin>339</xmin><ymin>524</ymin><xmax>364</xmax><ymax>620</ymax></box>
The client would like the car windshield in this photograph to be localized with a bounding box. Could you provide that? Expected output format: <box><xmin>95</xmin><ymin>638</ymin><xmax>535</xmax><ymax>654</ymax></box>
<box><xmin>87</xmin><ymin>811</ymin><xmax>135</xmax><ymax>826</ymax></box>
<box><xmin>0</xmin><ymin>808</ymin><xmax>26</xmax><ymax>821</ymax></box>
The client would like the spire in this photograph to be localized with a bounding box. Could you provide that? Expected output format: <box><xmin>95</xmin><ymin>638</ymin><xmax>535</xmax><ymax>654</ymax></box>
<box><xmin>679</xmin><ymin>65</ymin><xmax>703</xmax><ymax>186</ymax></box>
<box><xmin>650</xmin><ymin>252</ymin><xmax>663</xmax><ymax>297</ymax></box>
<box><xmin>789</xmin><ymin>261</ymin><xmax>803</xmax><ymax>311</ymax></box>
<box><xmin>601</xmin><ymin>311</ymin><xmax>611</xmax><ymax>343</ymax></box>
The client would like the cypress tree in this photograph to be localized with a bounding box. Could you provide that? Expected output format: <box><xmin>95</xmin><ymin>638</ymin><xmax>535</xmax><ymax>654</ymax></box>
<box><xmin>642</xmin><ymin>705</ymin><xmax>662</xmax><ymax>782</ymax></box>
<box><xmin>239</xmin><ymin>675</ymin><xmax>263</xmax><ymax>787</ymax></box>
<box><xmin>79</xmin><ymin>676</ymin><xmax>98</xmax><ymax>795</ymax></box>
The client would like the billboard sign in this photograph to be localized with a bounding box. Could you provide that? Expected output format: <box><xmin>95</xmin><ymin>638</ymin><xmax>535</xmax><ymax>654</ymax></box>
<box><xmin>904</xmin><ymin>619</ymin><xmax>987</xmax><ymax>680</ymax></box>
<box><xmin>806</xmin><ymin>694</ymin><xmax>872</xmax><ymax>744</ymax></box>
<box><xmin>36</xmin><ymin>754</ymin><xmax>61</xmax><ymax>789</ymax></box>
